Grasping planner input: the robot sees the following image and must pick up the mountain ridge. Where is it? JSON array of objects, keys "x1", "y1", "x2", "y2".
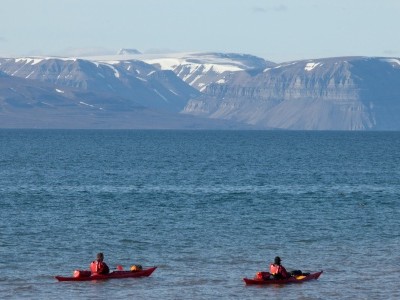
[
  {"x1": 1, "y1": 52, "x2": 399, "y2": 130},
  {"x1": 182, "y1": 56, "x2": 400, "y2": 130}
]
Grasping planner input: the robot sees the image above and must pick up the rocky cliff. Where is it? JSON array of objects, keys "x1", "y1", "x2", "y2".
[
  {"x1": 1, "y1": 53, "x2": 400, "y2": 130},
  {"x1": 0, "y1": 56, "x2": 241, "y2": 129},
  {"x1": 182, "y1": 57, "x2": 400, "y2": 130}
]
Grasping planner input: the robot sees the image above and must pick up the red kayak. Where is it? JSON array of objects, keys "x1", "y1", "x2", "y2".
[
  {"x1": 55, "y1": 266, "x2": 157, "y2": 282},
  {"x1": 243, "y1": 270, "x2": 323, "y2": 285}
]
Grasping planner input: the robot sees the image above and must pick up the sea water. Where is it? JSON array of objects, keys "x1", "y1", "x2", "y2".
[{"x1": 0, "y1": 130, "x2": 399, "y2": 299}]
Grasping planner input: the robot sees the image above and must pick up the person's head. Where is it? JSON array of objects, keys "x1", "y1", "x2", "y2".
[
  {"x1": 274, "y1": 256, "x2": 281, "y2": 265},
  {"x1": 96, "y1": 253, "x2": 104, "y2": 262}
]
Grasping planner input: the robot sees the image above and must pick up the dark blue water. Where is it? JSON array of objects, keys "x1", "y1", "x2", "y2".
[{"x1": 0, "y1": 130, "x2": 399, "y2": 299}]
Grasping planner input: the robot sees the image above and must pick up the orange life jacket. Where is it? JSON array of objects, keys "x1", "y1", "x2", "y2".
[
  {"x1": 270, "y1": 263, "x2": 289, "y2": 278},
  {"x1": 269, "y1": 263, "x2": 280, "y2": 275},
  {"x1": 90, "y1": 261, "x2": 109, "y2": 274}
]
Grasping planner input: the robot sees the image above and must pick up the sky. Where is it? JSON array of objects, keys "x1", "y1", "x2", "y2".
[{"x1": 1, "y1": 0, "x2": 399, "y2": 62}]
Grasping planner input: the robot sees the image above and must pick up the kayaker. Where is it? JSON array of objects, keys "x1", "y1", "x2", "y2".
[
  {"x1": 90, "y1": 252, "x2": 110, "y2": 275},
  {"x1": 269, "y1": 256, "x2": 290, "y2": 279}
]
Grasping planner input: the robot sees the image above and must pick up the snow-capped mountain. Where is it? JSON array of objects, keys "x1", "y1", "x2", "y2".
[
  {"x1": 0, "y1": 55, "x2": 250, "y2": 129},
  {"x1": 85, "y1": 51, "x2": 275, "y2": 90},
  {"x1": 1, "y1": 52, "x2": 400, "y2": 130},
  {"x1": 0, "y1": 57, "x2": 199, "y2": 112},
  {"x1": 183, "y1": 56, "x2": 400, "y2": 130},
  {"x1": 141, "y1": 52, "x2": 276, "y2": 91}
]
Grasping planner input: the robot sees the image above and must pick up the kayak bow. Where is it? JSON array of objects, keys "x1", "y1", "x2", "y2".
[
  {"x1": 55, "y1": 266, "x2": 157, "y2": 282},
  {"x1": 243, "y1": 270, "x2": 323, "y2": 285}
]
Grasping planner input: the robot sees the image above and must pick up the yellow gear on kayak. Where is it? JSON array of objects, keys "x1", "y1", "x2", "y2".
[{"x1": 130, "y1": 264, "x2": 143, "y2": 271}]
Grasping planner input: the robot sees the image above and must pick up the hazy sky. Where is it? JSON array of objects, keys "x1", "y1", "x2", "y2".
[{"x1": 1, "y1": 0, "x2": 399, "y2": 62}]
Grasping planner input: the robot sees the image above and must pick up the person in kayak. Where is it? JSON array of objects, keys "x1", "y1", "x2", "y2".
[
  {"x1": 269, "y1": 256, "x2": 290, "y2": 279},
  {"x1": 90, "y1": 252, "x2": 110, "y2": 275}
]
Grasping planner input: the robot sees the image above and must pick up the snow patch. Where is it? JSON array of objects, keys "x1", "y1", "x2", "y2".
[
  {"x1": 215, "y1": 64, "x2": 243, "y2": 73},
  {"x1": 216, "y1": 79, "x2": 226, "y2": 84},
  {"x1": 383, "y1": 58, "x2": 400, "y2": 66},
  {"x1": 169, "y1": 89, "x2": 178, "y2": 95},
  {"x1": 196, "y1": 63, "x2": 242, "y2": 73},
  {"x1": 80, "y1": 101, "x2": 94, "y2": 107},
  {"x1": 305, "y1": 62, "x2": 321, "y2": 71},
  {"x1": 99, "y1": 60, "x2": 121, "y2": 65},
  {"x1": 40, "y1": 102, "x2": 53, "y2": 106},
  {"x1": 189, "y1": 75, "x2": 202, "y2": 85},
  {"x1": 146, "y1": 57, "x2": 243, "y2": 74},
  {"x1": 146, "y1": 58, "x2": 181, "y2": 70},
  {"x1": 102, "y1": 64, "x2": 120, "y2": 78},
  {"x1": 153, "y1": 89, "x2": 168, "y2": 102},
  {"x1": 15, "y1": 58, "x2": 43, "y2": 65},
  {"x1": 26, "y1": 71, "x2": 35, "y2": 78},
  {"x1": 182, "y1": 65, "x2": 201, "y2": 80},
  {"x1": 79, "y1": 101, "x2": 104, "y2": 110}
]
